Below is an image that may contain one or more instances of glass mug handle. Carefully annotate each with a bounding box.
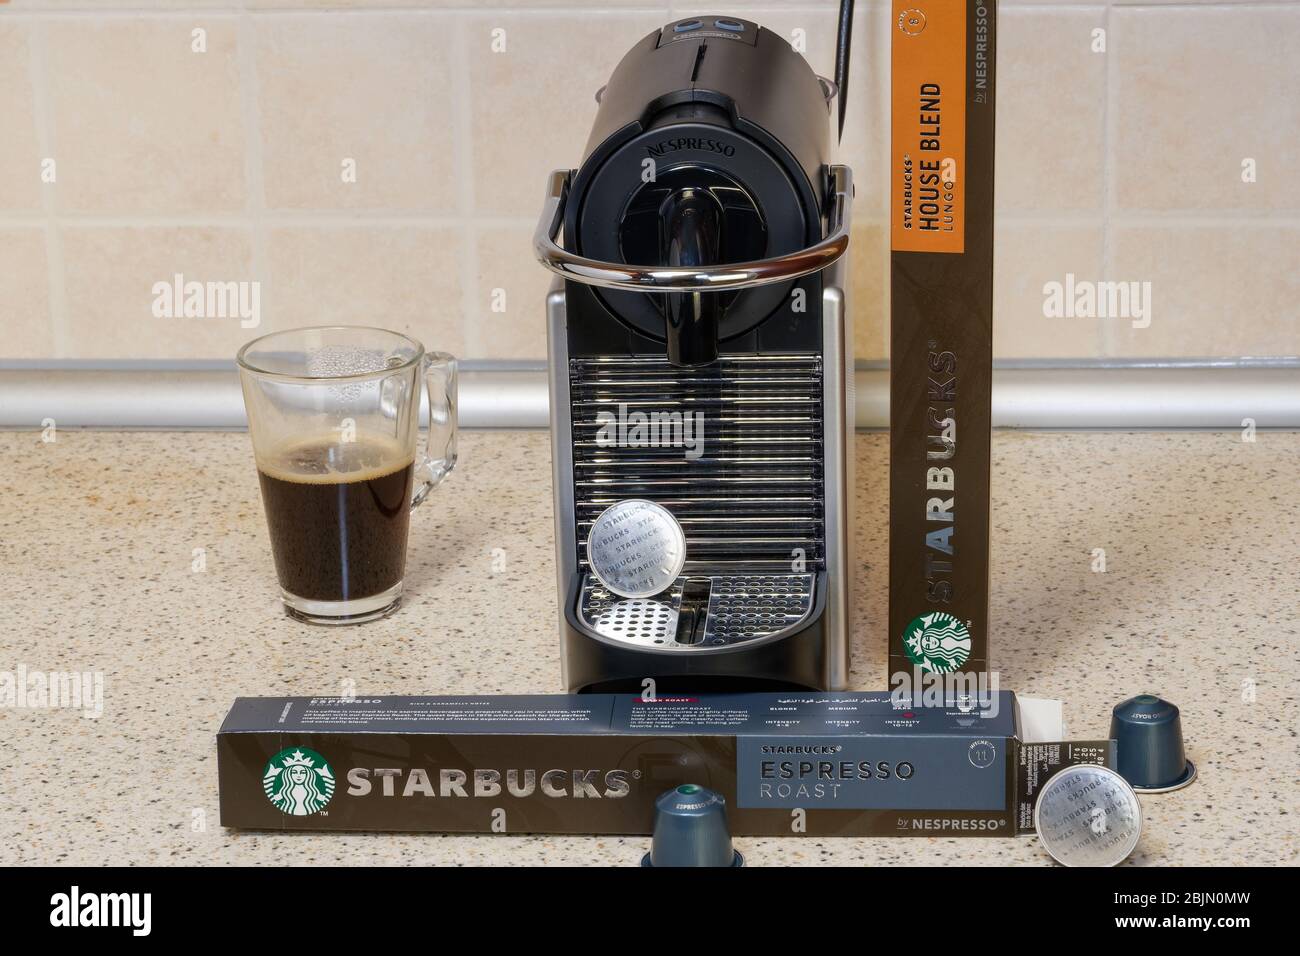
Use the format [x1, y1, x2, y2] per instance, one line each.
[412, 352, 458, 510]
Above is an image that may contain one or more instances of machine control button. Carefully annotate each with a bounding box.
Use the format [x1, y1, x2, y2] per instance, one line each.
[713, 19, 745, 32]
[674, 20, 703, 33]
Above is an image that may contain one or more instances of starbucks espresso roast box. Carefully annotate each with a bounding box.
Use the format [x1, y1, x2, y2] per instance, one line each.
[218, 692, 1112, 837]
[889, 0, 996, 680]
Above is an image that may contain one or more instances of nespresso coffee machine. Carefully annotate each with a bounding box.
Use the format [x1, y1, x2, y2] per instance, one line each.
[535, 14, 854, 693]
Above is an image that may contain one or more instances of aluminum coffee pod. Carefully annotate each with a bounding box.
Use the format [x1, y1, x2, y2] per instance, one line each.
[641, 784, 743, 868]
[1034, 765, 1142, 867]
[587, 499, 686, 599]
[1110, 694, 1197, 793]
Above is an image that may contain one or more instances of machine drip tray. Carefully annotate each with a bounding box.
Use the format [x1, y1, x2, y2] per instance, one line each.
[578, 573, 815, 650]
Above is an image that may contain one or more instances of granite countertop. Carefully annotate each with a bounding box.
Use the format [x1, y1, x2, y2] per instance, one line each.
[0, 430, 1296, 867]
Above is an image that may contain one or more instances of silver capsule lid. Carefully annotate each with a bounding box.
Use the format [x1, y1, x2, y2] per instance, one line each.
[1034, 764, 1142, 867]
[586, 499, 686, 599]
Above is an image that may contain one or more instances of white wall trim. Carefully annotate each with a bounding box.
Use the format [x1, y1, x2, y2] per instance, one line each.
[0, 362, 1297, 430]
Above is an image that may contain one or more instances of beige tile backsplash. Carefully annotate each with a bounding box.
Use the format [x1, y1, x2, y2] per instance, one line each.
[465, 10, 669, 218]
[0, 1, 1295, 362]
[994, 222, 1105, 358]
[44, 17, 247, 215]
[996, 6, 1106, 215]
[1112, 5, 1300, 214]
[266, 225, 467, 354]
[849, 222, 888, 358]
[1107, 224, 1300, 357]
[256, 15, 458, 212]
[475, 223, 553, 360]
[0, 22, 42, 213]
[60, 225, 255, 358]
[0, 227, 53, 355]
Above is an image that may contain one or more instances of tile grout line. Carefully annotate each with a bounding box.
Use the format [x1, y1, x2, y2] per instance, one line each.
[2, 209, 1298, 226]
[1099, 2, 1116, 358]
[0, 214, 525, 228]
[452, 14, 479, 357]
[2, 3, 1295, 19]
[236, 7, 270, 330]
[3, 2, 1296, 16]
[26, 18, 71, 360]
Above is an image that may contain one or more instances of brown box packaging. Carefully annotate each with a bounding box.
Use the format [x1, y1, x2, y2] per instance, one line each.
[889, 0, 996, 680]
[218, 693, 1046, 838]
[218, 694, 1110, 839]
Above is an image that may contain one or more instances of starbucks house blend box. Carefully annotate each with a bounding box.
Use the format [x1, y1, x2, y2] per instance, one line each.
[889, 0, 996, 679]
[219, 693, 1051, 837]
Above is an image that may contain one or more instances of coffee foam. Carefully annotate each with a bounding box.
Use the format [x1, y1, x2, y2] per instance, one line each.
[258, 434, 414, 485]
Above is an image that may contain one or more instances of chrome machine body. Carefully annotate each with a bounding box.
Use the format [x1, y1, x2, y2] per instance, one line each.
[535, 15, 855, 693]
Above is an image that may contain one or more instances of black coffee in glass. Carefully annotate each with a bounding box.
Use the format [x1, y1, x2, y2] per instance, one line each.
[238, 327, 458, 625]
[256, 436, 415, 603]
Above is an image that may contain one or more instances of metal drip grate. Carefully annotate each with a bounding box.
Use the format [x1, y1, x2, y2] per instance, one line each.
[579, 579, 681, 646]
[569, 354, 825, 575]
[578, 573, 815, 650]
[702, 574, 815, 644]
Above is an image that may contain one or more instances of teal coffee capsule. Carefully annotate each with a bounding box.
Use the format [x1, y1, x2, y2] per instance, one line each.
[1110, 694, 1197, 793]
[642, 784, 743, 868]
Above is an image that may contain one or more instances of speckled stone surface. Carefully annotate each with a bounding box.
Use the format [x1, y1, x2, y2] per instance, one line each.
[0, 430, 1295, 866]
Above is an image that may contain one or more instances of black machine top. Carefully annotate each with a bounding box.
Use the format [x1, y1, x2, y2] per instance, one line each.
[564, 17, 837, 365]
[576, 16, 832, 213]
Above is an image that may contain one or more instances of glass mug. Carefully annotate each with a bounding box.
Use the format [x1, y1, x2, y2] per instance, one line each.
[237, 326, 457, 625]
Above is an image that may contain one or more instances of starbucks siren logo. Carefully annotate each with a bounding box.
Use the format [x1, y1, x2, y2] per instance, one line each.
[902, 611, 972, 673]
[262, 747, 336, 816]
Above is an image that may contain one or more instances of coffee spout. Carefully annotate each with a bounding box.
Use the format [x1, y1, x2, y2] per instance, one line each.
[659, 187, 722, 367]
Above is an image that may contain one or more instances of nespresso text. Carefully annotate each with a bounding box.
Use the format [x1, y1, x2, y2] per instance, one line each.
[974, 6, 990, 100]
[645, 136, 735, 157]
